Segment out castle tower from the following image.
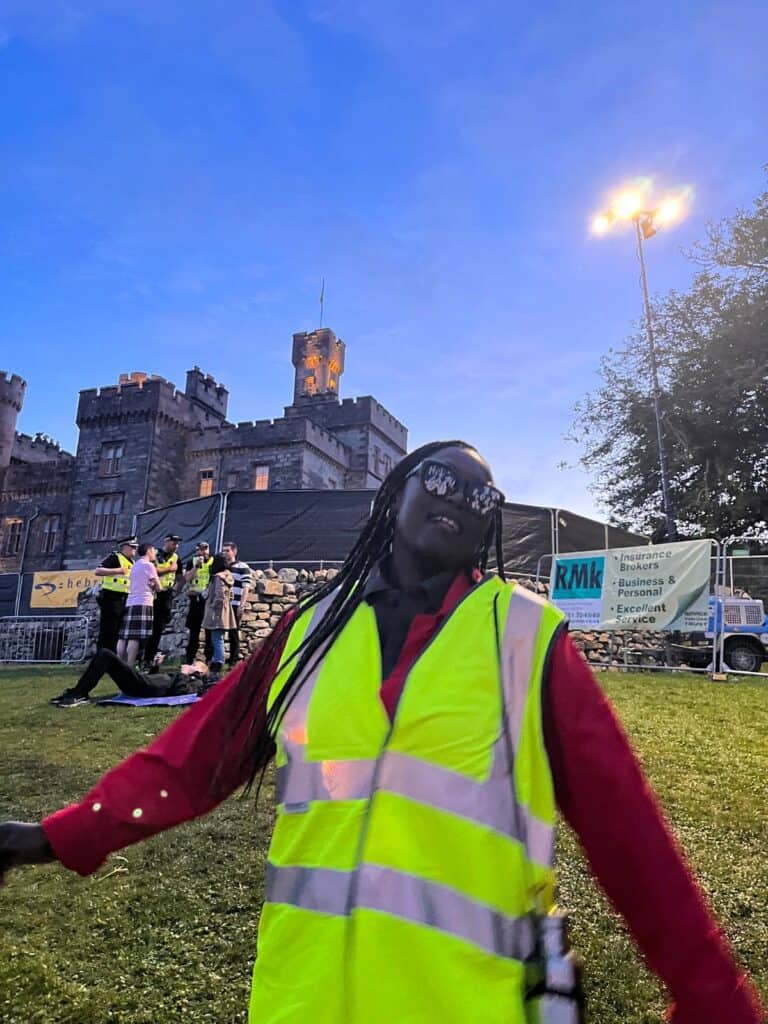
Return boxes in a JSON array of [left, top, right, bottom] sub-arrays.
[[291, 328, 346, 405], [184, 367, 229, 423], [0, 371, 26, 487]]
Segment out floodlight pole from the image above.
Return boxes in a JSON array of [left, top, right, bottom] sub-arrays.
[[634, 214, 678, 542]]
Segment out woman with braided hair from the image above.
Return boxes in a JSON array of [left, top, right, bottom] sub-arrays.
[[0, 442, 762, 1023]]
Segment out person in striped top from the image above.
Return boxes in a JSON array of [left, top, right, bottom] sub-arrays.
[[222, 540, 252, 666]]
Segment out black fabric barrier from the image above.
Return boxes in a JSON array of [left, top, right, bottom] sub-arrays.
[[223, 490, 375, 564], [136, 490, 646, 574], [494, 504, 554, 575], [136, 495, 221, 564], [0, 574, 20, 617], [555, 509, 607, 554], [607, 523, 650, 549]]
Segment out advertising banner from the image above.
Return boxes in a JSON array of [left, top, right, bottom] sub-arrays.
[[30, 570, 100, 609], [550, 539, 711, 631]]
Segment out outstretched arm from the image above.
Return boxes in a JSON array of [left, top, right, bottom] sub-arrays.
[[41, 660, 258, 875], [1, 620, 290, 881], [544, 632, 764, 1024]]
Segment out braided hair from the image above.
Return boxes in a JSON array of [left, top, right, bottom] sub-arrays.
[[230, 439, 506, 793]]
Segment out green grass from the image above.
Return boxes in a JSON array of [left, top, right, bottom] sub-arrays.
[[1, 666, 766, 1023]]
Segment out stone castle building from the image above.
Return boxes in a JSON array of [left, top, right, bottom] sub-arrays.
[[0, 328, 407, 573]]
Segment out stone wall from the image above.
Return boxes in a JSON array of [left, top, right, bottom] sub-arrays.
[[70, 570, 666, 669]]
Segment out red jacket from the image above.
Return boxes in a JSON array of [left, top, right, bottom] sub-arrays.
[[43, 575, 763, 1023]]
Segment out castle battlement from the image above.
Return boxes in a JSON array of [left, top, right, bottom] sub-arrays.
[[185, 367, 228, 421], [338, 395, 406, 432], [13, 432, 74, 464], [118, 372, 170, 387], [0, 370, 28, 481], [188, 414, 351, 463], [0, 371, 26, 407], [77, 374, 196, 427]]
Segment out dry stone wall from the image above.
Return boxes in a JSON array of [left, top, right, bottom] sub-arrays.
[[69, 569, 669, 668]]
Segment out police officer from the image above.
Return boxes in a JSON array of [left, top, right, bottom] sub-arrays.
[[183, 541, 213, 664], [144, 534, 183, 667], [93, 536, 138, 653]]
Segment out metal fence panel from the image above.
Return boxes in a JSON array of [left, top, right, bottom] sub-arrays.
[[0, 616, 90, 664]]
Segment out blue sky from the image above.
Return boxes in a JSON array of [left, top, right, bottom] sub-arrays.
[[2, 0, 766, 518]]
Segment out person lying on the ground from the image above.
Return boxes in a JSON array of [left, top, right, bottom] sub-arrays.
[[50, 650, 212, 707]]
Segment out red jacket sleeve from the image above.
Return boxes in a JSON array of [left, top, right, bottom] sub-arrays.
[[543, 631, 764, 1024], [42, 623, 289, 876]]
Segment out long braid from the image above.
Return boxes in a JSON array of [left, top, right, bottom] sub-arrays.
[[226, 440, 502, 794]]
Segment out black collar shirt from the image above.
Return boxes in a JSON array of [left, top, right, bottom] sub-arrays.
[[362, 559, 466, 679]]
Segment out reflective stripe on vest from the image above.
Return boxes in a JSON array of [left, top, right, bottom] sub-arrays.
[[253, 578, 565, 1024], [101, 552, 133, 593], [158, 552, 178, 591], [265, 862, 537, 961], [188, 557, 212, 594], [274, 750, 554, 868]]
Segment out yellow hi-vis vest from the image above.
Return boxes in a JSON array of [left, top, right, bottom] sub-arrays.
[[158, 552, 179, 591], [251, 575, 566, 1024], [100, 552, 133, 594], [188, 556, 213, 595]]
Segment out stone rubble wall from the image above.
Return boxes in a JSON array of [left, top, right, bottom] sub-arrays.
[[69, 570, 666, 668]]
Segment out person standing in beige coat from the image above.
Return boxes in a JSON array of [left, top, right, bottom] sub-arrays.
[[202, 553, 236, 678]]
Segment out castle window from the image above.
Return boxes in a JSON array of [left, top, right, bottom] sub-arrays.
[[88, 494, 123, 541], [303, 373, 317, 395], [99, 441, 125, 476], [41, 515, 61, 555], [199, 468, 215, 497], [253, 466, 270, 491], [3, 518, 24, 556], [226, 472, 239, 491]]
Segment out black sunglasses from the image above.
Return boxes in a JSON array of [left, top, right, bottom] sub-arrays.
[[408, 459, 505, 517]]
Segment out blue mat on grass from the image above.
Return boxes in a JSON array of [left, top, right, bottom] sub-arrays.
[[97, 693, 200, 707]]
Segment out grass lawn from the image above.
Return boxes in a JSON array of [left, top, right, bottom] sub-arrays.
[[1, 665, 766, 1023]]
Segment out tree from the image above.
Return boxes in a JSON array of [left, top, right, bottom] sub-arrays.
[[571, 176, 768, 538]]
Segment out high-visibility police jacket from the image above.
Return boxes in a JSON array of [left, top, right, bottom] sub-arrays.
[[100, 553, 133, 594], [188, 557, 213, 595], [157, 552, 179, 592], [251, 575, 566, 1024]]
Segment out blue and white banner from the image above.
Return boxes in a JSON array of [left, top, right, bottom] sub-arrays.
[[551, 539, 711, 631]]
